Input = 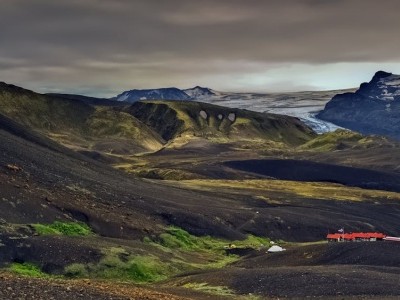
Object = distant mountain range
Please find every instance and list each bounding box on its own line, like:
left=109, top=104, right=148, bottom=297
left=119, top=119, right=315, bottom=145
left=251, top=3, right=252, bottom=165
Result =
left=318, top=71, right=400, bottom=139
left=114, top=86, right=216, bottom=102
left=115, top=87, right=191, bottom=102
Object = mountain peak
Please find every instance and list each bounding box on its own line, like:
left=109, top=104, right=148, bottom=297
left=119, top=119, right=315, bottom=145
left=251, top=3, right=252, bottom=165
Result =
left=373, top=70, right=393, bottom=80
left=355, top=71, right=400, bottom=101
left=371, top=70, right=393, bottom=83
left=318, top=70, right=400, bottom=139
left=184, top=86, right=216, bottom=99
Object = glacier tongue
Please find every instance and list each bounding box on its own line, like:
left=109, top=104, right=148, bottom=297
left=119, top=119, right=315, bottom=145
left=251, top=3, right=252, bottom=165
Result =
left=197, top=90, right=350, bottom=134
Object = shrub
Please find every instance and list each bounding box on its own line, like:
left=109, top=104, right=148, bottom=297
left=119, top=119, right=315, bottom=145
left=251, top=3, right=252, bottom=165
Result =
left=93, top=255, right=168, bottom=282
left=64, top=263, right=88, bottom=277
left=125, top=256, right=168, bottom=282
left=159, top=227, right=201, bottom=250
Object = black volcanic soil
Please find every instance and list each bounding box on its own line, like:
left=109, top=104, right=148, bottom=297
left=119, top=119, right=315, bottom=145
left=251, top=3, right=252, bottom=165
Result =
left=225, top=159, right=400, bottom=192
left=174, top=242, right=400, bottom=299
left=235, top=241, right=400, bottom=268
left=2, top=115, right=400, bottom=245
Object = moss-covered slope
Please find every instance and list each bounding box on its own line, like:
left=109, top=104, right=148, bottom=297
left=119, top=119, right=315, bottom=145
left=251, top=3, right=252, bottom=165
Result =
left=126, top=100, right=316, bottom=147
left=0, top=82, right=164, bottom=155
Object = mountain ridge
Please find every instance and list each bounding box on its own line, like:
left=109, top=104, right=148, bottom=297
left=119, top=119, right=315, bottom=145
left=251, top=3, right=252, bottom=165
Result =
left=317, top=71, right=400, bottom=139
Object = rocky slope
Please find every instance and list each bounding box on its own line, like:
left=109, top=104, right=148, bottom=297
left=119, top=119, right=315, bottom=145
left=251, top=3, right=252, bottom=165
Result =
left=317, top=71, right=400, bottom=139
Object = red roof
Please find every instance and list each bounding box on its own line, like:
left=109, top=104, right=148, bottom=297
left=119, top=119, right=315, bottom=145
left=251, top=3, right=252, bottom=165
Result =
left=326, top=232, right=386, bottom=240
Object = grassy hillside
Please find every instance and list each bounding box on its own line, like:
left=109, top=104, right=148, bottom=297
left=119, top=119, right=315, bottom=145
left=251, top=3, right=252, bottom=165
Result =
left=299, top=129, right=395, bottom=152
left=126, top=100, right=316, bottom=147
left=0, top=82, right=93, bottom=133
left=0, top=82, right=164, bottom=155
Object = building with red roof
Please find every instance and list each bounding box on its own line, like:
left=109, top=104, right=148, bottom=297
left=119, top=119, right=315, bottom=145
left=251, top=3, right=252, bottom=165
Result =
left=326, top=232, right=386, bottom=242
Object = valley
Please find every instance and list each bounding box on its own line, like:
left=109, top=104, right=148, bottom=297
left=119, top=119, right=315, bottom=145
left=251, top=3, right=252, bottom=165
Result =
left=1, top=81, right=400, bottom=299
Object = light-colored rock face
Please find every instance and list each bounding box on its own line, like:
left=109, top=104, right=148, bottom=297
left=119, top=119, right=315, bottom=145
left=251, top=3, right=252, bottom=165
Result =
left=199, top=110, right=208, bottom=119
left=217, top=114, right=223, bottom=120
left=358, top=72, right=400, bottom=102
left=375, top=74, right=400, bottom=101
left=228, top=113, right=236, bottom=122
left=184, top=86, right=216, bottom=99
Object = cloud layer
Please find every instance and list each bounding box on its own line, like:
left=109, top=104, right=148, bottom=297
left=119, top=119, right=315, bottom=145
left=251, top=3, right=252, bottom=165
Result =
left=1, top=0, right=400, bottom=96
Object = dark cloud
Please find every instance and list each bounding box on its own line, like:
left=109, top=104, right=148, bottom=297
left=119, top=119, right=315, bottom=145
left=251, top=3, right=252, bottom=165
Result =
left=1, top=0, right=400, bottom=96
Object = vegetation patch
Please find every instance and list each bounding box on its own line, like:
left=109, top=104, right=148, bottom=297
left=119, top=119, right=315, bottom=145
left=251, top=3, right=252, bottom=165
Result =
left=158, top=226, right=269, bottom=252
left=182, top=282, right=261, bottom=299
left=9, top=262, right=49, bottom=278
left=152, top=227, right=269, bottom=270
left=299, top=129, right=373, bottom=151
left=33, top=221, right=92, bottom=236
left=176, top=179, right=400, bottom=202
left=65, top=247, right=169, bottom=283
left=64, top=263, right=89, bottom=277
left=63, top=227, right=270, bottom=284
left=183, top=282, right=236, bottom=296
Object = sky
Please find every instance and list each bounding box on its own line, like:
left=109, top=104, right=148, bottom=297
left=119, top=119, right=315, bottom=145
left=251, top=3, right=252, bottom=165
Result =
left=1, top=0, right=400, bottom=97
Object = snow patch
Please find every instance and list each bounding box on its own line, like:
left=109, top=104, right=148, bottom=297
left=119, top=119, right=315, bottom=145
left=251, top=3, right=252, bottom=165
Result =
left=199, top=110, right=208, bottom=119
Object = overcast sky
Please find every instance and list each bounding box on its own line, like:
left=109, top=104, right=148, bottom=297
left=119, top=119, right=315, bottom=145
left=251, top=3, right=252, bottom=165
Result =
left=1, top=0, right=400, bottom=97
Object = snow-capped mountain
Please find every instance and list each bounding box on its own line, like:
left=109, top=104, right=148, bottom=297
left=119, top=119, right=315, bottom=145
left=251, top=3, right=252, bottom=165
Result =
left=183, top=86, right=217, bottom=99
left=116, top=88, right=191, bottom=102
left=357, top=71, right=400, bottom=101
left=318, top=71, right=400, bottom=139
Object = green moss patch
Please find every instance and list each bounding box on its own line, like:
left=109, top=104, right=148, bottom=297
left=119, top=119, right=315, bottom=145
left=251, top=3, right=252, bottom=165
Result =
left=63, top=227, right=270, bottom=284
left=32, top=221, right=92, bottom=236
left=65, top=247, right=169, bottom=283
left=9, top=262, right=49, bottom=278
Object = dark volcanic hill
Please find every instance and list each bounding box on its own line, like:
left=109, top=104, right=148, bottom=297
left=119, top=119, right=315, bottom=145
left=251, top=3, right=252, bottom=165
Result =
left=116, top=87, right=191, bottom=102
left=317, top=71, right=400, bottom=139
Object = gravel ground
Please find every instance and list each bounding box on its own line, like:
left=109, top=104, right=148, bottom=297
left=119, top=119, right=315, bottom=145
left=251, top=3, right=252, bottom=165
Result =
left=0, top=272, right=188, bottom=300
